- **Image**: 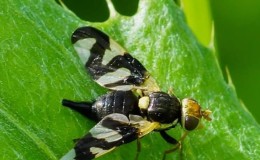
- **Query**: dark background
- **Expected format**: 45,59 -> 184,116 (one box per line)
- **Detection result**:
59,0 -> 260,123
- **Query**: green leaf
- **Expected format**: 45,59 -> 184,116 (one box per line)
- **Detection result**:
182,0 -> 213,47
1,0 -> 260,160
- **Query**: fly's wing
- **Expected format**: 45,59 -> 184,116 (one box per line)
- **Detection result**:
71,26 -> 160,91
63,113 -> 159,160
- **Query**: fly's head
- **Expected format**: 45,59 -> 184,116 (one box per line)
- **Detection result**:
181,98 -> 212,131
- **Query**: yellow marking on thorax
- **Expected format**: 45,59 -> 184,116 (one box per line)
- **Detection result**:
138,96 -> 150,110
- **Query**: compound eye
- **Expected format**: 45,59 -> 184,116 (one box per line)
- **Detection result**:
184,116 -> 200,131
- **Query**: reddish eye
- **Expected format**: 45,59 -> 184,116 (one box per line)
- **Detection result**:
184,116 -> 199,131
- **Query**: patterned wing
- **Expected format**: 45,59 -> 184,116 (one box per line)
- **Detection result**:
62,113 -> 159,160
71,26 -> 159,91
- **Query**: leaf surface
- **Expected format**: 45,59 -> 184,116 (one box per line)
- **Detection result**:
0,0 -> 260,160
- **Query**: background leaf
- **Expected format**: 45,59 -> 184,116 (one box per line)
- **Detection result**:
182,0 -> 213,47
1,0 -> 260,160
210,0 -> 260,123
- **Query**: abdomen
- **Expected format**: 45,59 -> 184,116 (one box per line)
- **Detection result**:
92,91 -> 140,121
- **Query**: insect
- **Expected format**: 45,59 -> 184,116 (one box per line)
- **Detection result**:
62,26 -> 212,160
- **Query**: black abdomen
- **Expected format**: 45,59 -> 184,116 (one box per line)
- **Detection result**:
92,91 -> 140,121
62,91 -> 140,122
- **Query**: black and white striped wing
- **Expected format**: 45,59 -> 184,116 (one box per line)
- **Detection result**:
71,26 -> 159,91
64,113 -> 159,160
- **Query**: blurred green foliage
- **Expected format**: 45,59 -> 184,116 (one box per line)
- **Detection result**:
210,0 -> 260,123
182,0 -> 212,46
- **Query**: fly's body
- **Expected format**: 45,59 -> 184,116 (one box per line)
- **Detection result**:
62,26 -> 212,160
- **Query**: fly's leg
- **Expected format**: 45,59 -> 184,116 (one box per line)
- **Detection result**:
134,138 -> 141,160
161,131 -> 188,160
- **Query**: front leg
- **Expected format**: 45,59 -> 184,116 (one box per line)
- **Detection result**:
160,131 -> 178,144
160,131 -> 188,160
